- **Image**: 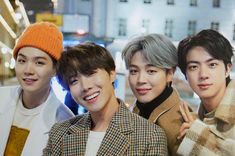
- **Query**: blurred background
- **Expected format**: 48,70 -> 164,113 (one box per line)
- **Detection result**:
1,0 -> 235,112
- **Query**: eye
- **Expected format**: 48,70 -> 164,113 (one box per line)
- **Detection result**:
35,61 -> 45,65
209,63 -> 218,68
187,65 -> 198,71
17,58 -> 25,64
69,77 -> 78,85
129,69 -> 138,75
147,70 -> 157,75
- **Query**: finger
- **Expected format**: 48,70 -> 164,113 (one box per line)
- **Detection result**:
183,102 -> 194,122
177,128 -> 188,140
180,104 -> 189,122
179,122 -> 190,132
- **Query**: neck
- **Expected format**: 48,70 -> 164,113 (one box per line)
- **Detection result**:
90,96 -> 119,132
22,86 -> 51,109
136,86 -> 173,119
201,86 -> 226,112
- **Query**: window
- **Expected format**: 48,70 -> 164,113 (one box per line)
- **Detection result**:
144,0 -> 151,4
190,0 -> 197,6
213,0 -> 220,8
164,19 -> 173,38
120,0 -> 128,2
142,19 -> 150,33
211,22 -> 219,31
118,18 -> 127,36
188,20 -> 197,36
233,24 -> 235,40
167,0 -> 174,5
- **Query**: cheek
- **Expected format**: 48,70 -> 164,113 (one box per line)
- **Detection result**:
128,76 -> 136,87
70,87 -> 80,101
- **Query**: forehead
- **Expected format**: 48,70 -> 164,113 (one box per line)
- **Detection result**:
186,46 -> 214,62
18,47 -> 50,59
131,51 -> 149,63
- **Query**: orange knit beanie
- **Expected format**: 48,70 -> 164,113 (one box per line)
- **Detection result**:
13,22 -> 63,60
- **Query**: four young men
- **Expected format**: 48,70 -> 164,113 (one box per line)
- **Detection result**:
2,20 -> 234,155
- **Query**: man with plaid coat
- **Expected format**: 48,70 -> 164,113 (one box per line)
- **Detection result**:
43,42 -> 168,156
176,29 -> 235,156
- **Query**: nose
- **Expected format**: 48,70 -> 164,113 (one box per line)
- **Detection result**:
137,72 -> 147,84
80,75 -> 92,92
199,66 -> 209,80
24,62 -> 34,76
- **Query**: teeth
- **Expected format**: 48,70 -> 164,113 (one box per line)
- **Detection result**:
85,92 -> 99,100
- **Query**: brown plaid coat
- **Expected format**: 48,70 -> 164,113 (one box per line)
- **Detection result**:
177,80 -> 235,156
43,101 -> 168,156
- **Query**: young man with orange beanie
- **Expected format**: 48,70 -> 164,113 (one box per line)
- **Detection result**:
0,22 -> 74,156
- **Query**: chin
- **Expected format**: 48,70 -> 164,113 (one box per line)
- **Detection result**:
137,98 -> 151,104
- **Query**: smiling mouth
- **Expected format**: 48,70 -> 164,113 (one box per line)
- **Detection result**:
84,92 -> 100,102
23,78 -> 37,84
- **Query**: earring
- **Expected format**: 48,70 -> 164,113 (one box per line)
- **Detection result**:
167,82 -> 170,88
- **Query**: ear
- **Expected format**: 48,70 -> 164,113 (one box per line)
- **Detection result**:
110,70 -> 116,83
225,63 -> 232,78
166,67 -> 176,82
51,68 -> 56,77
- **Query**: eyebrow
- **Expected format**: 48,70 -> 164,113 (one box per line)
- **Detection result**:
17,53 -> 48,60
186,58 -> 216,65
17,53 -> 26,59
129,63 -> 155,68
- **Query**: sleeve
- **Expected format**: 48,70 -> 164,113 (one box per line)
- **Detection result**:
177,119 -> 235,156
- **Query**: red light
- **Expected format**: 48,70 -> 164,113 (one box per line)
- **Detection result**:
76,29 -> 86,35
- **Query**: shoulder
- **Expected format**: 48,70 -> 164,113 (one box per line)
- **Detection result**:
56,103 -> 75,119
46,90 -> 75,120
0,85 -> 21,103
130,111 -> 166,137
49,114 -> 85,135
0,85 -> 20,93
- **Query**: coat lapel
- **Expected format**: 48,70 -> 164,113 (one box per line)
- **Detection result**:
63,113 -> 91,155
0,86 -> 20,156
215,80 -> 235,124
149,88 -> 180,123
97,102 -> 132,155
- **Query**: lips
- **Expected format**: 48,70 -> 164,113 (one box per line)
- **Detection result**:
198,83 -> 212,89
83,91 -> 100,103
136,88 -> 151,95
23,78 -> 37,85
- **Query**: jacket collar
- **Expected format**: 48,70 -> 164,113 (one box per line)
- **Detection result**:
198,80 -> 235,124
68,100 -> 134,134
65,100 -> 132,155
215,79 -> 235,124
0,86 -> 21,114
133,88 -> 181,123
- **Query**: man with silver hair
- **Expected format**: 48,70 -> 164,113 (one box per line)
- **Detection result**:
122,33 -> 190,155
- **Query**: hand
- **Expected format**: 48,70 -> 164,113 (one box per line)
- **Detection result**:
177,102 -> 194,140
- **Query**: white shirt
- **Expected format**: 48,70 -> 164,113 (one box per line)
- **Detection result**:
13,96 -> 46,130
85,131 -> 106,156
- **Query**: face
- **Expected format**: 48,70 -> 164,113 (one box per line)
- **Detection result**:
185,46 -> 231,100
15,47 -> 55,94
69,69 -> 116,113
128,51 -> 174,103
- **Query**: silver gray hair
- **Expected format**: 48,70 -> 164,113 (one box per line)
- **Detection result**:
122,33 -> 177,69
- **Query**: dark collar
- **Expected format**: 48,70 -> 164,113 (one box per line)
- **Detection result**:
136,86 -> 173,119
